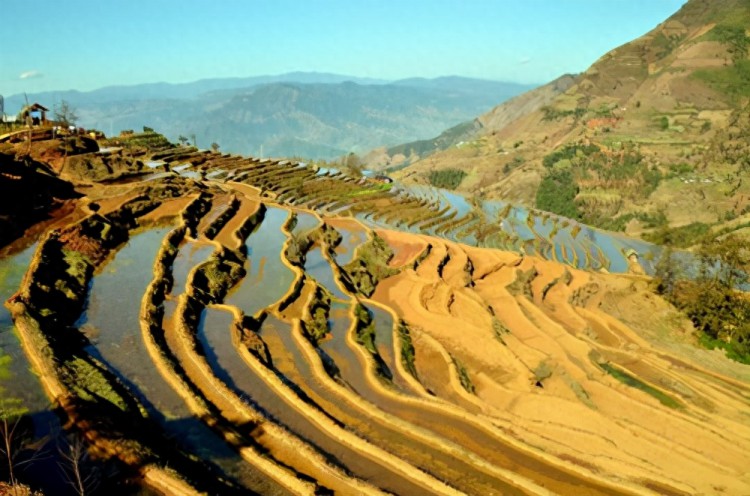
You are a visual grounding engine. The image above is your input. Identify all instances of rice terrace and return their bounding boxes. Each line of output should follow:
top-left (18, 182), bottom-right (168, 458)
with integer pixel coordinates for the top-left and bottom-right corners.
top-left (0, 125), bottom-right (745, 495)
top-left (2, 0), bottom-right (750, 494)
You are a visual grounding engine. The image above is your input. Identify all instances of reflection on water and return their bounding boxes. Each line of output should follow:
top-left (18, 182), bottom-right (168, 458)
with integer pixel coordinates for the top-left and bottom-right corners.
top-left (78, 229), bottom-right (282, 493)
top-left (304, 247), bottom-right (348, 300)
top-left (291, 211), bottom-right (320, 237)
top-left (227, 207), bottom-right (295, 316)
top-left (171, 241), bottom-right (215, 296)
top-left (0, 244), bottom-right (80, 494)
top-left (369, 306), bottom-right (418, 395)
top-left (363, 183), bottom-right (664, 274)
top-left (333, 225), bottom-right (366, 266)
top-left (77, 228), bottom-right (172, 348)
top-left (0, 244), bottom-right (47, 412)
top-left (199, 307), bottom-right (431, 495)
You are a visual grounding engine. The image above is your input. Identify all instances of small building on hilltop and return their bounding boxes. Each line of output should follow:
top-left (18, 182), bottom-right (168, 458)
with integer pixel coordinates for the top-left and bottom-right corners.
top-left (18, 103), bottom-right (49, 126)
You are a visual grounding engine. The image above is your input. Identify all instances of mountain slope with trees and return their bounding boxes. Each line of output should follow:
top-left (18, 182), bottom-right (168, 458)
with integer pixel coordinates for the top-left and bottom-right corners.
top-left (392, 0), bottom-right (750, 244)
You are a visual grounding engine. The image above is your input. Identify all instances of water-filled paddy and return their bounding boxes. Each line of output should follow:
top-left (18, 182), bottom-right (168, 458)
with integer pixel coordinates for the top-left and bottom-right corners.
top-left (226, 207), bottom-right (295, 316)
top-left (332, 223), bottom-right (366, 266)
top-left (0, 243), bottom-right (47, 413)
top-left (171, 241), bottom-right (215, 296)
top-left (77, 227), bottom-right (172, 348)
top-left (290, 211), bottom-right (320, 237)
top-left (304, 247), bottom-right (349, 300)
top-left (371, 184), bottom-right (666, 274)
top-left (197, 307), bottom-right (433, 496)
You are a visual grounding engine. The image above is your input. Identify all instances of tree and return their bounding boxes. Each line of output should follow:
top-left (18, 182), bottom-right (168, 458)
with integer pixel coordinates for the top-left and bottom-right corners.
top-left (698, 234), bottom-right (749, 289)
top-left (342, 152), bottom-right (362, 176)
top-left (657, 234), bottom-right (750, 362)
top-left (0, 391), bottom-right (39, 487)
top-left (210, 142), bottom-right (220, 152)
top-left (54, 100), bottom-right (78, 127)
top-left (654, 244), bottom-right (680, 296)
top-left (535, 168), bottom-right (581, 220)
top-left (177, 135), bottom-right (188, 146)
top-left (58, 434), bottom-right (99, 495)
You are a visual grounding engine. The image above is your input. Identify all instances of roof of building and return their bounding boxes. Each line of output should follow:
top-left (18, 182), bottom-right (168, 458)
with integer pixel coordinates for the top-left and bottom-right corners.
top-left (23, 103), bottom-right (49, 112)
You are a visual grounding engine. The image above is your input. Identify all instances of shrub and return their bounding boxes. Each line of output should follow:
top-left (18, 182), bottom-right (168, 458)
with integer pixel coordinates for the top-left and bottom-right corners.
top-left (541, 106), bottom-right (586, 121)
top-left (535, 169), bottom-right (581, 220)
top-left (341, 233), bottom-right (398, 297)
top-left (668, 162), bottom-right (694, 177)
top-left (452, 356), bottom-right (475, 394)
top-left (427, 168), bottom-right (467, 190)
top-left (644, 222), bottom-right (710, 248)
top-left (398, 321), bottom-right (418, 380)
top-left (303, 286), bottom-right (331, 344)
top-left (354, 304), bottom-right (376, 354)
top-left (542, 143), bottom-right (600, 169)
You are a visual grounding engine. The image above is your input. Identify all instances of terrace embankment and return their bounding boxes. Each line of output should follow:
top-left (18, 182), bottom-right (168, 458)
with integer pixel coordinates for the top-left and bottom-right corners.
top-left (172, 215), bottom-right (468, 495)
top-left (372, 229), bottom-right (750, 496)
top-left (5, 200), bottom-right (258, 495)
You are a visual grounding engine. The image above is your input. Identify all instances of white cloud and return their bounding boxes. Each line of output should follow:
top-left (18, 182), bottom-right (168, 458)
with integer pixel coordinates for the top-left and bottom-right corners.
top-left (19, 70), bottom-right (43, 79)
top-left (518, 57), bottom-right (532, 65)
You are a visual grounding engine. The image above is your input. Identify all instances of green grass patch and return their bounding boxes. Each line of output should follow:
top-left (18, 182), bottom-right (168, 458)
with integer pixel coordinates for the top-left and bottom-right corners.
top-left (698, 332), bottom-right (750, 364)
top-left (398, 321), bottom-right (418, 380)
top-left (600, 363), bottom-right (682, 409)
top-left (704, 24), bottom-right (749, 61)
top-left (591, 210), bottom-right (668, 232)
top-left (65, 356), bottom-right (130, 411)
top-left (354, 303), bottom-right (377, 354)
top-left (345, 182), bottom-right (393, 197)
top-left (693, 60), bottom-right (750, 99)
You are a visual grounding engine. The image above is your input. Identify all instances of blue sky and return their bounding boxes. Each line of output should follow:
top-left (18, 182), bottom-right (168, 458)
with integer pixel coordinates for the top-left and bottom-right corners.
top-left (1, 0), bottom-right (686, 95)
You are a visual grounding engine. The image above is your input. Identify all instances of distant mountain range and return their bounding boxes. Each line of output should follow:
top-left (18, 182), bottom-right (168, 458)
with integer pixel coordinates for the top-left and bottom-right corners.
top-left (4, 73), bottom-right (536, 160)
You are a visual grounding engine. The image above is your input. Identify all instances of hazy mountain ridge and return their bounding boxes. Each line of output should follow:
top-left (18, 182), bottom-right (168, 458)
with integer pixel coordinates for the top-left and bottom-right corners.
top-left (366, 74), bottom-right (576, 169)
top-left (4, 72), bottom-right (389, 106)
top-left (6, 73), bottom-right (536, 160)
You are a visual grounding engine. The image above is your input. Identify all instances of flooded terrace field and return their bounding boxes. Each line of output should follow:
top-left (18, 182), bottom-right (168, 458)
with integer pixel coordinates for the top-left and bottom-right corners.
top-left (2, 140), bottom-right (743, 495)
